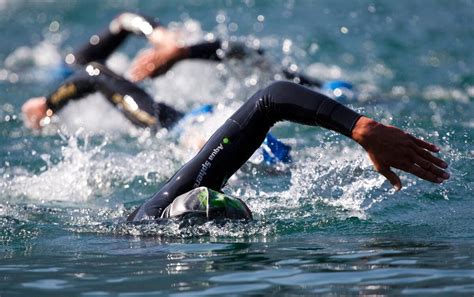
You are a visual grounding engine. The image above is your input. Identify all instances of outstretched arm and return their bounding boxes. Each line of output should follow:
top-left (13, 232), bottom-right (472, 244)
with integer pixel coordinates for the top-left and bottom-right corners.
top-left (129, 37), bottom-right (323, 88)
top-left (128, 81), bottom-right (449, 221)
top-left (22, 63), bottom-right (182, 129)
top-left (128, 38), bottom-right (223, 82)
top-left (70, 12), bottom-right (161, 66)
top-left (129, 25), bottom-right (270, 82)
top-left (22, 68), bottom-right (98, 129)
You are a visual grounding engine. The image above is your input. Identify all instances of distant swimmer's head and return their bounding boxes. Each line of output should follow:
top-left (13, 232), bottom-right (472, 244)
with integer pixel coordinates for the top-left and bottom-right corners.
top-left (52, 63), bottom-right (75, 80)
top-left (322, 80), bottom-right (356, 103)
top-left (160, 187), bottom-right (253, 221)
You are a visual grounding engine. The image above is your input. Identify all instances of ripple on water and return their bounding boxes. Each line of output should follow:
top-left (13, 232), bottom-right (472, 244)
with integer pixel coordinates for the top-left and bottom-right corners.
top-left (22, 279), bottom-right (69, 290)
top-left (1, 2), bottom-right (473, 296)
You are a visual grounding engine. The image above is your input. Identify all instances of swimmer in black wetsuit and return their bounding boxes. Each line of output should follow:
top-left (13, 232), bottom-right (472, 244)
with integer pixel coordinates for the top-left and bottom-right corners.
top-left (126, 81), bottom-right (450, 222)
top-left (64, 11), bottom-right (321, 86)
top-left (127, 27), bottom-right (322, 86)
top-left (27, 62), bottom-right (183, 129)
top-left (21, 12), bottom-right (171, 129)
top-left (20, 12), bottom-right (193, 129)
top-left (21, 11), bottom-right (322, 129)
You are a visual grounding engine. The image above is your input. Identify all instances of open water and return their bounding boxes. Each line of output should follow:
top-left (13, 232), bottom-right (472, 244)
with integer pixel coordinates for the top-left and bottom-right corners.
top-left (0, 0), bottom-right (473, 296)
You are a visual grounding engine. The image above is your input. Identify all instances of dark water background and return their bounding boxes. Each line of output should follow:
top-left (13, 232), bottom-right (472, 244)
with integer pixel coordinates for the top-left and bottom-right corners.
top-left (1, 0), bottom-right (473, 295)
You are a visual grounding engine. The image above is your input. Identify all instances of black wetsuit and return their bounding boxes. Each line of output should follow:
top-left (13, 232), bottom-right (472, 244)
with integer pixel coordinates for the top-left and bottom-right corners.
top-left (45, 12), bottom-right (321, 128)
top-left (45, 63), bottom-right (182, 128)
top-left (127, 81), bottom-right (361, 221)
top-left (182, 40), bottom-right (323, 87)
top-left (68, 13), bottom-right (160, 65)
top-left (45, 12), bottom-right (183, 128)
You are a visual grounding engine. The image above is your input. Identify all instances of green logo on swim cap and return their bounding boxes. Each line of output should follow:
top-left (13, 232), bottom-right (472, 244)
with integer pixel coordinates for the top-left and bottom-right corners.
top-left (197, 188), bottom-right (208, 207)
top-left (223, 137), bottom-right (230, 144)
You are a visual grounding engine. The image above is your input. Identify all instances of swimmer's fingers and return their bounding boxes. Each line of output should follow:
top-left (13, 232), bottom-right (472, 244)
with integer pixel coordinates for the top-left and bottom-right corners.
top-left (409, 135), bottom-right (440, 153)
top-left (401, 163), bottom-right (444, 184)
top-left (410, 142), bottom-right (448, 169)
top-left (374, 163), bottom-right (402, 191)
top-left (409, 154), bottom-right (449, 182)
top-left (352, 116), bottom-right (449, 190)
top-left (389, 142), bottom-right (449, 184)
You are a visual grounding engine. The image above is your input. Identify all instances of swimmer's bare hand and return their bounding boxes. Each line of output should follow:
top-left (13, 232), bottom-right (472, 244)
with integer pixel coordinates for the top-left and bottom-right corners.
top-left (21, 97), bottom-right (48, 129)
top-left (351, 116), bottom-right (449, 190)
top-left (147, 27), bottom-right (182, 48)
top-left (129, 45), bottom-right (189, 82)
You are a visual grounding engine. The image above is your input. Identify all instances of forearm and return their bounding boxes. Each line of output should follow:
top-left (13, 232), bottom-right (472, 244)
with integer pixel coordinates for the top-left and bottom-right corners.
top-left (46, 71), bottom-right (96, 112)
top-left (185, 39), bottom-right (262, 61)
top-left (71, 12), bottom-right (160, 65)
top-left (242, 81), bottom-right (362, 137)
top-left (186, 40), bottom-right (223, 61)
top-left (45, 63), bottom-right (155, 123)
top-left (49, 62), bottom-right (182, 128)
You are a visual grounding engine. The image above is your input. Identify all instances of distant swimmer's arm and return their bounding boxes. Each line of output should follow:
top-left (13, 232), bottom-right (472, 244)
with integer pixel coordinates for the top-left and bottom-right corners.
top-left (22, 70), bottom-right (92, 128)
top-left (129, 38), bottom-right (255, 81)
top-left (22, 66), bottom-right (101, 129)
top-left (70, 12), bottom-right (161, 66)
top-left (128, 42), bottom-right (190, 82)
top-left (109, 12), bottom-right (160, 37)
top-left (128, 28), bottom-right (219, 82)
top-left (351, 116), bottom-right (449, 190)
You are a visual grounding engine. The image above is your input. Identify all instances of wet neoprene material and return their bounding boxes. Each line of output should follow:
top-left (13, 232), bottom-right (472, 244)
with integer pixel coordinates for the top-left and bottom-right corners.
top-left (45, 62), bottom-right (183, 128)
top-left (187, 40), bottom-right (322, 87)
top-left (187, 41), bottom-right (222, 60)
top-left (71, 13), bottom-right (160, 65)
top-left (127, 81), bottom-right (362, 221)
top-left (66, 10), bottom-right (322, 89)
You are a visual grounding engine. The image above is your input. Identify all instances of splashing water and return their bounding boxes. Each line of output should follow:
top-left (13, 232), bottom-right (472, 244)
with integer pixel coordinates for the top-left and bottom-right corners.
top-left (1, 2), bottom-right (473, 295)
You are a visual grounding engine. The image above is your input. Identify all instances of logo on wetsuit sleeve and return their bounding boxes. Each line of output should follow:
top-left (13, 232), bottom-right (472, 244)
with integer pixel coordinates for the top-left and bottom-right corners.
top-left (193, 138), bottom-right (228, 187)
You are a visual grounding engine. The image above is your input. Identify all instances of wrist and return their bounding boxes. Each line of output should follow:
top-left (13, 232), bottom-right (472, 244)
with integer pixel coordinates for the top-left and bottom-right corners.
top-left (177, 46), bottom-right (190, 60)
top-left (351, 116), bottom-right (381, 148)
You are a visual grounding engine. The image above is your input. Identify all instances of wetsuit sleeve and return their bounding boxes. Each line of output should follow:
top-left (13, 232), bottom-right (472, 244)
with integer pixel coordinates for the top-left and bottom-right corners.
top-left (45, 72), bottom-right (96, 112)
top-left (187, 39), bottom-right (265, 61)
top-left (70, 12), bottom-right (160, 65)
top-left (187, 40), bottom-right (223, 61)
top-left (187, 40), bottom-right (322, 87)
top-left (127, 81), bottom-right (361, 221)
top-left (46, 63), bottom-right (182, 128)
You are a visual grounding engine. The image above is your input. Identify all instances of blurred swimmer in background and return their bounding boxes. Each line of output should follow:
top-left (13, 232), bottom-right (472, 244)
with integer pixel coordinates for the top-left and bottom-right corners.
top-left (21, 12), bottom-right (353, 165)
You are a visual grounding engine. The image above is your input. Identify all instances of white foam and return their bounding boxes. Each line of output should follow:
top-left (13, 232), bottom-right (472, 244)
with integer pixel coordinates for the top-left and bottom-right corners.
top-left (1, 131), bottom-right (180, 203)
top-left (423, 85), bottom-right (471, 103)
top-left (238, 142), bottom-right (390, 220)
top-left (56, 93), bottom-right (136, 134)
top-left (4, 40), bottom-right (62, 70)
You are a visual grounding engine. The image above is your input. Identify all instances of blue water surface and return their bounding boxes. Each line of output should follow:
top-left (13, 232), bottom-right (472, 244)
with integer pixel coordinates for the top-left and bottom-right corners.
top-left (1, 0), bottom-right (473, 296)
